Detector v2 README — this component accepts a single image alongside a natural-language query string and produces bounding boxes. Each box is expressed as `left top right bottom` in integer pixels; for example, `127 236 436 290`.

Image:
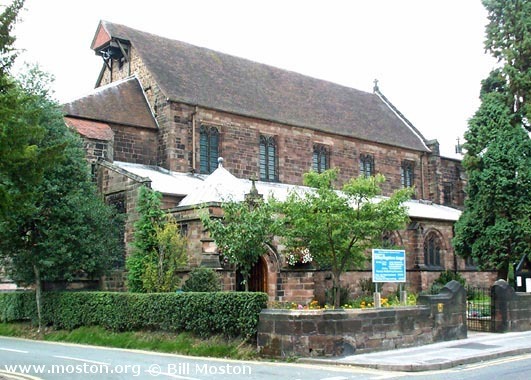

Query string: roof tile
63 76 158 130
65 117 114 141
96 20 429 152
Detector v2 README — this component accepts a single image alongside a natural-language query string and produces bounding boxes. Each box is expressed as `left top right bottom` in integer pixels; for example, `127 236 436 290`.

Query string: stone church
60 20 496 301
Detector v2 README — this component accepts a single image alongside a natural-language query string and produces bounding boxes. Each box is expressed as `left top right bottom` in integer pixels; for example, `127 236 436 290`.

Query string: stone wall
96 161 151 290
174 106 426 199
82 137 113 163
257 280 466 358
492 280 531 332
169 202 488 302
98 48 174 171
111 123 158 165
439 157 465 208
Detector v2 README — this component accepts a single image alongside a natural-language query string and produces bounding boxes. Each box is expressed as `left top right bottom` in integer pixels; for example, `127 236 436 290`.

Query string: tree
277 169 411 309
453 91 531 279
0 0 52 218
0 68 122 331
126 186 187 292
142 215 188 292
201 199 278 291
126 186 164 292
453 0 531 279
483 0 530 130
0 0 24 76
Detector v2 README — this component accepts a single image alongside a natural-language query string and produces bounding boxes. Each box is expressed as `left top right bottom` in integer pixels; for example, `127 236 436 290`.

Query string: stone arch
423 229 446 269
382 230 404 248
262 243 281 300
237 243 280 300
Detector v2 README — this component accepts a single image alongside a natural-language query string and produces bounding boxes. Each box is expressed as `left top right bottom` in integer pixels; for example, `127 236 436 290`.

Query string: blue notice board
372 249 406 283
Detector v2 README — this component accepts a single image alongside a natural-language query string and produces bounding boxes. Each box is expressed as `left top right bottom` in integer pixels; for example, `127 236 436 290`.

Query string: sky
6 0 497 158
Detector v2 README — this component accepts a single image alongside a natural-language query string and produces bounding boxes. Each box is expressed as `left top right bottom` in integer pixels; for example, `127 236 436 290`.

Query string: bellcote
91 21 130 69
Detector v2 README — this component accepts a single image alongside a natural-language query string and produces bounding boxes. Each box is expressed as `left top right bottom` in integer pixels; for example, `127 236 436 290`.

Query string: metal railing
466 286 495 332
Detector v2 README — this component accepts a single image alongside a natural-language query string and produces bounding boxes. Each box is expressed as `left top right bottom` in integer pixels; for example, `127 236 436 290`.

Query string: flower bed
269 293 417 311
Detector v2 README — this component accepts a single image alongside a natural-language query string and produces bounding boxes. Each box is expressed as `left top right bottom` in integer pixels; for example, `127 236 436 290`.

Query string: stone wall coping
261 306 427 316
98 159 152 184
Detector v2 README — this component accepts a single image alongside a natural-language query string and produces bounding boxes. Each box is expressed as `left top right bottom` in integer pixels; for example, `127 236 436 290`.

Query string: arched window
424 232 442 268
401 160 414 188
259 135 278 182
199 126 219 174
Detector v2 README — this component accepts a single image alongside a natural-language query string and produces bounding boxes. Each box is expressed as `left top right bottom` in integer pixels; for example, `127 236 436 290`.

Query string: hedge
0 291 268 338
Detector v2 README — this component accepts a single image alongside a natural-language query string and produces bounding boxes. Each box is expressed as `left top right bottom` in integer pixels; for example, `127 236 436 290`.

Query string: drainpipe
420 152 426 199
452 225 458 273
191 106 198 172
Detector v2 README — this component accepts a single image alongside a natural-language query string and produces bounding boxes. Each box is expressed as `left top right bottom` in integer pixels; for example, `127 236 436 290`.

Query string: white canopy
117 160 461 221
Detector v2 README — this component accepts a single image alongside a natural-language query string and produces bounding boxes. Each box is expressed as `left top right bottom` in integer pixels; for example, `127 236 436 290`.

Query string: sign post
372 249 406 307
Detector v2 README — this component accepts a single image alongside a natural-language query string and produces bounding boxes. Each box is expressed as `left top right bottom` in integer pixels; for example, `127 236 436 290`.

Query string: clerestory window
359 154 374 177
312 144 329 173
401 160 415 188
259 135 278 182
199 126 219 174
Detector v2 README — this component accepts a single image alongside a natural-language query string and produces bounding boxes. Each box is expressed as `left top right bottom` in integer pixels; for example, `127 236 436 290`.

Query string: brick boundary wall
492 279 531 332
257 280 466 358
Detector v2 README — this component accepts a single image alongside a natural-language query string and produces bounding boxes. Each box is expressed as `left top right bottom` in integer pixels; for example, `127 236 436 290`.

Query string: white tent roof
178 160 462 221
178 162 305 206
115 160 461 222
114 161 205 196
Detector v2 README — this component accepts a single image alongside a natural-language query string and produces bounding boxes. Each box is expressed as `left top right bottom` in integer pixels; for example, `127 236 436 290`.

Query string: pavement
300 330 531 372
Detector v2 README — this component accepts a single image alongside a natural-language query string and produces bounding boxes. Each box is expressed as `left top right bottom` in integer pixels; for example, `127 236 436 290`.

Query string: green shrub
182 268 221 292
358 278 375 295
434 270 466 286
0 292 35 322
325 286 350 306
429 270 466 294
0 291 267 338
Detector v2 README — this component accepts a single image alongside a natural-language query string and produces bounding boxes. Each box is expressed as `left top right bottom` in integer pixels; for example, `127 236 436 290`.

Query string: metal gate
466 286 495 332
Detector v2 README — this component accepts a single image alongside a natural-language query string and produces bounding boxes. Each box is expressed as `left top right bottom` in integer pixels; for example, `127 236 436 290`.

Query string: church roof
114 161 205 196
63 76 158 130
64 117 113 141
92 20 430 152
177 159 461 222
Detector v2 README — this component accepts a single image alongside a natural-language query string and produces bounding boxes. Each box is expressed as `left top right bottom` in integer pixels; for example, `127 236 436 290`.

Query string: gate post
491 279 513 332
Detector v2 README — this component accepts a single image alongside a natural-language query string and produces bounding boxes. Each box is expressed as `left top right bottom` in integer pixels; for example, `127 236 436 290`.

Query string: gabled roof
63 76 158 130
65 117 113 141
92 20 430 152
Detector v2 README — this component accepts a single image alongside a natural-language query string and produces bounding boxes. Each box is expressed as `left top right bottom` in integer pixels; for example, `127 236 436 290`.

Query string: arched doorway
236 256 268 292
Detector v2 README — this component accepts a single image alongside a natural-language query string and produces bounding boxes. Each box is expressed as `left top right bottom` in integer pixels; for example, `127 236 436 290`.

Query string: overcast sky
6 0 497 158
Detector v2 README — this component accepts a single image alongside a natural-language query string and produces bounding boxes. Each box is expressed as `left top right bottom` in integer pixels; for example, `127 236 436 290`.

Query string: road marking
145 369 200 380
52 355 110 366
0 370 42 380
0 348 29 353
458 353 531 371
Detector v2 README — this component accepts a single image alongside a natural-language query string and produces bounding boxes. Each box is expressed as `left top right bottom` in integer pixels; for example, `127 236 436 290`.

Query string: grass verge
0 322 257 360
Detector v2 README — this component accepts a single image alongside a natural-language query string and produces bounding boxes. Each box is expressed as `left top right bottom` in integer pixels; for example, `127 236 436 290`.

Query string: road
1 336 530 380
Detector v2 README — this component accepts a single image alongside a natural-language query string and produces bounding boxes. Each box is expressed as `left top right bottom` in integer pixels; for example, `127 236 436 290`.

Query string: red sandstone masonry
92 41 473 296
257 281 467 358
